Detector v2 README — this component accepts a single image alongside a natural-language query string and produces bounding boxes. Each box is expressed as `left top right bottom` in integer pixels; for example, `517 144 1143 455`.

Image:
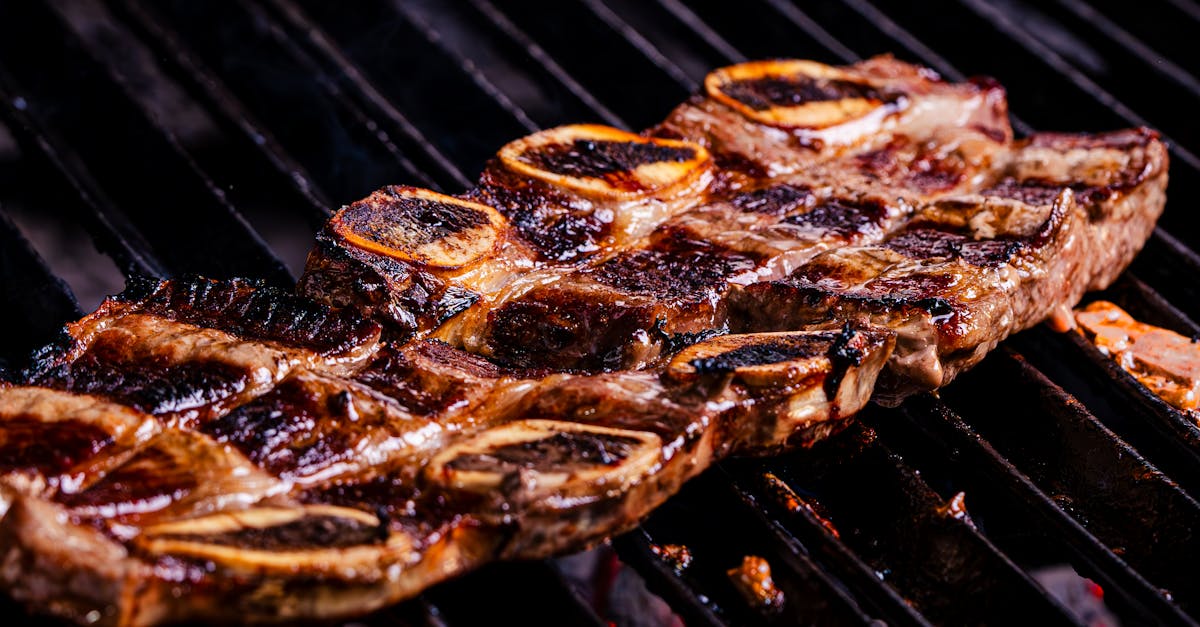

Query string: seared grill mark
981 178 1066 206
689 337 833 374
731 185 814 216
519 139 697 181
337 193 491 249
156 515 383 551
122 276 380 356
473 173 610 261
34 353 247 418
446 431 643 472
0 417 112 475
720 76 884 110
488 297 654 371
587 239 757 300
783 198 889 238
885 229 1023 267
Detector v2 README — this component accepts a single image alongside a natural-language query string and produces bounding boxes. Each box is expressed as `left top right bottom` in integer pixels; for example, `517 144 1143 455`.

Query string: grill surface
2 1 1199 625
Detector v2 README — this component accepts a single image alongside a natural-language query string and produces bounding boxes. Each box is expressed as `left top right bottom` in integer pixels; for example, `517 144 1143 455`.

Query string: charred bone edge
329 187 509 270
704 59 904 130
0 494 497 626
497 124 712 198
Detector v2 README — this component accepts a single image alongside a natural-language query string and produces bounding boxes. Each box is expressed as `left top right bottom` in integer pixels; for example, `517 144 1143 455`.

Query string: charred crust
152 515 385 551
651 319 728 356
30 355 247 418
338 189 491 249
884 229 1024 268
517 139 697 189
472 169 610 262
200 377 356 480
117 276 381 356
300 233 479 340
487 296 652 371
586 235 757 301
783 197 890 238
445 431 643 472
719 76 889 111
689 336 836 375
730 184 814 216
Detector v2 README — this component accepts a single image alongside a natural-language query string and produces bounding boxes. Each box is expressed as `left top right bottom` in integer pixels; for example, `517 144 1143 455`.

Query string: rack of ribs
0 57 1167 625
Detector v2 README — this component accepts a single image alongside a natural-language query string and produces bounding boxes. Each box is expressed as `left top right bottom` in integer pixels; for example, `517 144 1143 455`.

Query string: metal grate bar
727 425 1080 626
1053 0 1200 101
578 0 698 92
467 0 627 129
254 0 474 190
943 351 1200 615
613 530 727 627
885 393 1197 626
0 1 291 285
278 0 535 181
652 0 747 64
617 471 881 626
109 0 439 202
0 80 165 279
953 0 1199 170
759 0 858 63
0 210 81 368
479 0 690 129
108 0 333 217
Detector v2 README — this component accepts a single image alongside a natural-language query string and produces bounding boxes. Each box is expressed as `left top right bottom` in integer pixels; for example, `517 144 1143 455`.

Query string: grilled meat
0 56 1167 625
1076 301 1200 417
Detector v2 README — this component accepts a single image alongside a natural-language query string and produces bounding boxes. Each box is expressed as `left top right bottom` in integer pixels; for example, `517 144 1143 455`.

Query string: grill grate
2 1 1199 625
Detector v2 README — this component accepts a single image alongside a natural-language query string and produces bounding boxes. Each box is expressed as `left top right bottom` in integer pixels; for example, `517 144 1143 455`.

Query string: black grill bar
106 0 439 204
256 0 474 191
108 0 332 217
467 0 627 128
0 211 81 370
954 0 1200 170
0 0 291 285
726 426 1081 625
480 0 691 128
420 561 607 627
758 0 858 63
0 80 165 279
942 352 1200 616
652 0 747 64
615 471 881 626
1052 0 1200 100
578 0 698 92
273 0 534 181
885 393 1196 626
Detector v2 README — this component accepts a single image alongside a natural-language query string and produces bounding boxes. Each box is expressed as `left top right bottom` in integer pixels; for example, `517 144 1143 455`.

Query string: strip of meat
25 276 382 428
0 56 1168 625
